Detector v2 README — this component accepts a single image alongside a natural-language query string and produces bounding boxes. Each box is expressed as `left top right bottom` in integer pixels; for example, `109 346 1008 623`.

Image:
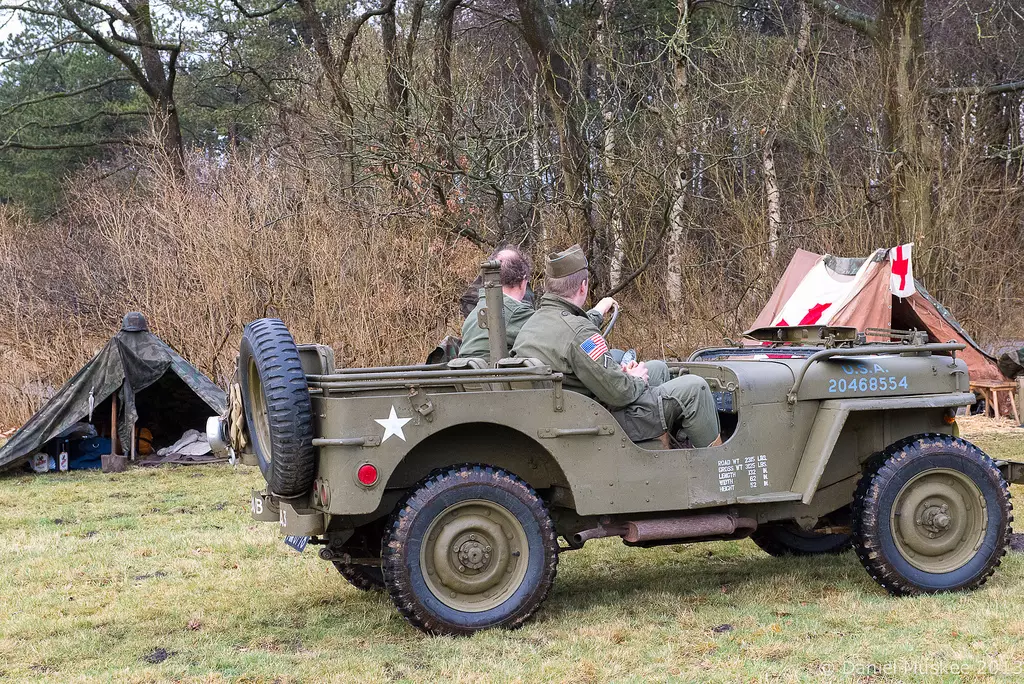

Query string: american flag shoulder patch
579 333 609 361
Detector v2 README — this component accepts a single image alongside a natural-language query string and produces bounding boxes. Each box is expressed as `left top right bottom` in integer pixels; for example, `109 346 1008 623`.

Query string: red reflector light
357 463 378 486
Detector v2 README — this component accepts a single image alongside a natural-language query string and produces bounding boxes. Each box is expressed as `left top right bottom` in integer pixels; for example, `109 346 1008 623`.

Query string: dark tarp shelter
0 314 226 472
999 349 1024 379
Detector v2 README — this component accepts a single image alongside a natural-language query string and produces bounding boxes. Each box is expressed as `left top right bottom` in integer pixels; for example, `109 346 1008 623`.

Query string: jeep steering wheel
602 301 619 338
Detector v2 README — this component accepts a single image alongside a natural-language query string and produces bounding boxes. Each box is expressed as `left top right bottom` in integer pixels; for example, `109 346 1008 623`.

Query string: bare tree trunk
807 0 931 244
124 1 184 177
530 76 548 248
381 7 406 138
665 0 690 317
153 94 185 175
382 0 425 198
295 0 397 194
514 0 593 248
598 0 625 289
877 0 930 245
433 0 459 208
762 1 811 259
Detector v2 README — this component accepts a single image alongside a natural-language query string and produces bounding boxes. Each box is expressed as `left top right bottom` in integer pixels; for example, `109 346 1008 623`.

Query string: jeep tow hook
320 549 382 566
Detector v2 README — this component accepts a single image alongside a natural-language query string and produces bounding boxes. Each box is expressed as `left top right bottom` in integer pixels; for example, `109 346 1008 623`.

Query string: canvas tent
752 248 1005 384
0 313 226 472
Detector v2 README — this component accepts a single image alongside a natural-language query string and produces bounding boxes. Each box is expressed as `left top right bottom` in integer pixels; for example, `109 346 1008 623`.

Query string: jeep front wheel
383 465 558 636
854 434 1012 595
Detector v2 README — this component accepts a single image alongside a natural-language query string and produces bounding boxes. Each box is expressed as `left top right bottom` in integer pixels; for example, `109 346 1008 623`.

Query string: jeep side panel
307 354 967 524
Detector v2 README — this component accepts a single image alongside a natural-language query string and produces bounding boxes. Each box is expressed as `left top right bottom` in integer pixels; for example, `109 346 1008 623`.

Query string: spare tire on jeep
239 318 316 497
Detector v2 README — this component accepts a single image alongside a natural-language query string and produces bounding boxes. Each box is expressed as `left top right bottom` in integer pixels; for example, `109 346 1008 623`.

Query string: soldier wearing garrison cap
512 244 721 447
460 245 610 360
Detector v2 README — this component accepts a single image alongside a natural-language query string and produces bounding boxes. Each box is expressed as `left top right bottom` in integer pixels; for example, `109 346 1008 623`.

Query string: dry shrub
0 151 481 427
1 137 1022 430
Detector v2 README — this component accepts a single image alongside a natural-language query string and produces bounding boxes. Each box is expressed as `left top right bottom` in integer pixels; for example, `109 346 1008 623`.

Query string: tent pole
130 423 137 462
111 393 119 456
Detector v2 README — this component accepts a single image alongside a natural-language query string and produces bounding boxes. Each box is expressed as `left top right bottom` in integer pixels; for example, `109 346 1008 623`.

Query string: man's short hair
545 269 588 299
494 245 532 287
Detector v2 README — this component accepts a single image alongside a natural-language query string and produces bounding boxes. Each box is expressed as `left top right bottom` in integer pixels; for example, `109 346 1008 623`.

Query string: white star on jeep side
375 405 413 442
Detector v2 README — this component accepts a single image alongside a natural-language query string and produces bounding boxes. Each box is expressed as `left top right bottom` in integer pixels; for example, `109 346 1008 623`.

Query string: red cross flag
889 243 915 299
771 257 875 328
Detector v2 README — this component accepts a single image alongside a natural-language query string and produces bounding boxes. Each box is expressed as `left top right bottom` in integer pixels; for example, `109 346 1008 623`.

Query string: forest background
0 0 1022 428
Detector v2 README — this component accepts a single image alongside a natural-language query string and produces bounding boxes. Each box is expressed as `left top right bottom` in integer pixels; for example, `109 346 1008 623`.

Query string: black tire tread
852 433 1012 596
383 464 559 636
751 524 852 557
333 561 385 591
240 318 316 497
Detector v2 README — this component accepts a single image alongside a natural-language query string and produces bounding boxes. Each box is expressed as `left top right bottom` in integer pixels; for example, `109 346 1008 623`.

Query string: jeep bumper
250 490 326 536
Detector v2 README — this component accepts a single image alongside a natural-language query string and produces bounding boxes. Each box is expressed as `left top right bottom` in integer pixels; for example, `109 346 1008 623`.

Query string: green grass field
2 427 1024 682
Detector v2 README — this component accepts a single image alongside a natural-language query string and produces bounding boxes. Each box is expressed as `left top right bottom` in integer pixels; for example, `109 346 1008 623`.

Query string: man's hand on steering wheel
593 297 618 316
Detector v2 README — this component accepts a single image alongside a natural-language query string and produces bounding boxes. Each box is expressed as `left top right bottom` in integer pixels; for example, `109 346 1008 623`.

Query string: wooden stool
971 380 1020 423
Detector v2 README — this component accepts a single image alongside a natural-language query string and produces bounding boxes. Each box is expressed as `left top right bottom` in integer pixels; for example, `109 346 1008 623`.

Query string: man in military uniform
459 246 615 361
512 245 721 448
458 246 534 360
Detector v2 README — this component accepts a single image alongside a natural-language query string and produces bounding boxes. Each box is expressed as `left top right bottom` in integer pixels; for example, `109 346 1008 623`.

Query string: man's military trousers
610 360 720 447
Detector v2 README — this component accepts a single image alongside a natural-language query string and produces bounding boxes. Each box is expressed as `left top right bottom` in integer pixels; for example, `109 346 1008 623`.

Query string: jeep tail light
357 463 379 486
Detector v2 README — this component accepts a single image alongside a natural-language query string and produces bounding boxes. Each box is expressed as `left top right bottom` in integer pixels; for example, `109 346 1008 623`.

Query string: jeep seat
446 357 493 391
496 357 554 389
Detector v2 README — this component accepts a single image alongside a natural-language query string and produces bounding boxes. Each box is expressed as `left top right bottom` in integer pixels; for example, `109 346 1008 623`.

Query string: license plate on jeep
284 535 309 553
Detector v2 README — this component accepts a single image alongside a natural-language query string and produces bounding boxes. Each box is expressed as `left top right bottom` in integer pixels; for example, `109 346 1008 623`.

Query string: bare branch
1 138 138 151
0 77 135 118
337 0 397 69
38 109 149 129
601 220 671 298
77 0 128 22
106 18 181 51
228 0 288 19
806 0 877 38
44 0 155 96
931 79 1024 97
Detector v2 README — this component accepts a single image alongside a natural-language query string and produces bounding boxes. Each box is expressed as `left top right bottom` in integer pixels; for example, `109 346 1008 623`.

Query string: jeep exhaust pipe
572 514 757 546
622 514 757 543
573 523 630 545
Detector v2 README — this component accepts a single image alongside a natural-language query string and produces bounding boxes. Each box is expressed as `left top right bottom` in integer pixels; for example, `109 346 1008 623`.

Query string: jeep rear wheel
853 434 1012 595
383 465 558 636
238 318 316 497
333 520 387 591
334 561 385 591
751 520 851 557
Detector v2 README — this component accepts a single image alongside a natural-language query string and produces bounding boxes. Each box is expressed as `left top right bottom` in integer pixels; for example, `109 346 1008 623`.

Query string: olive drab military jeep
209 261 1024 636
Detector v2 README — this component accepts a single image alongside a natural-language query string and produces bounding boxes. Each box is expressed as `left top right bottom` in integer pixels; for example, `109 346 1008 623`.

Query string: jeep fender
792 392 975 503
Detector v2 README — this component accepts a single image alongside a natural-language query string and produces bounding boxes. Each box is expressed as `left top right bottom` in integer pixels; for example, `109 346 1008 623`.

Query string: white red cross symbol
892 245 910 291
